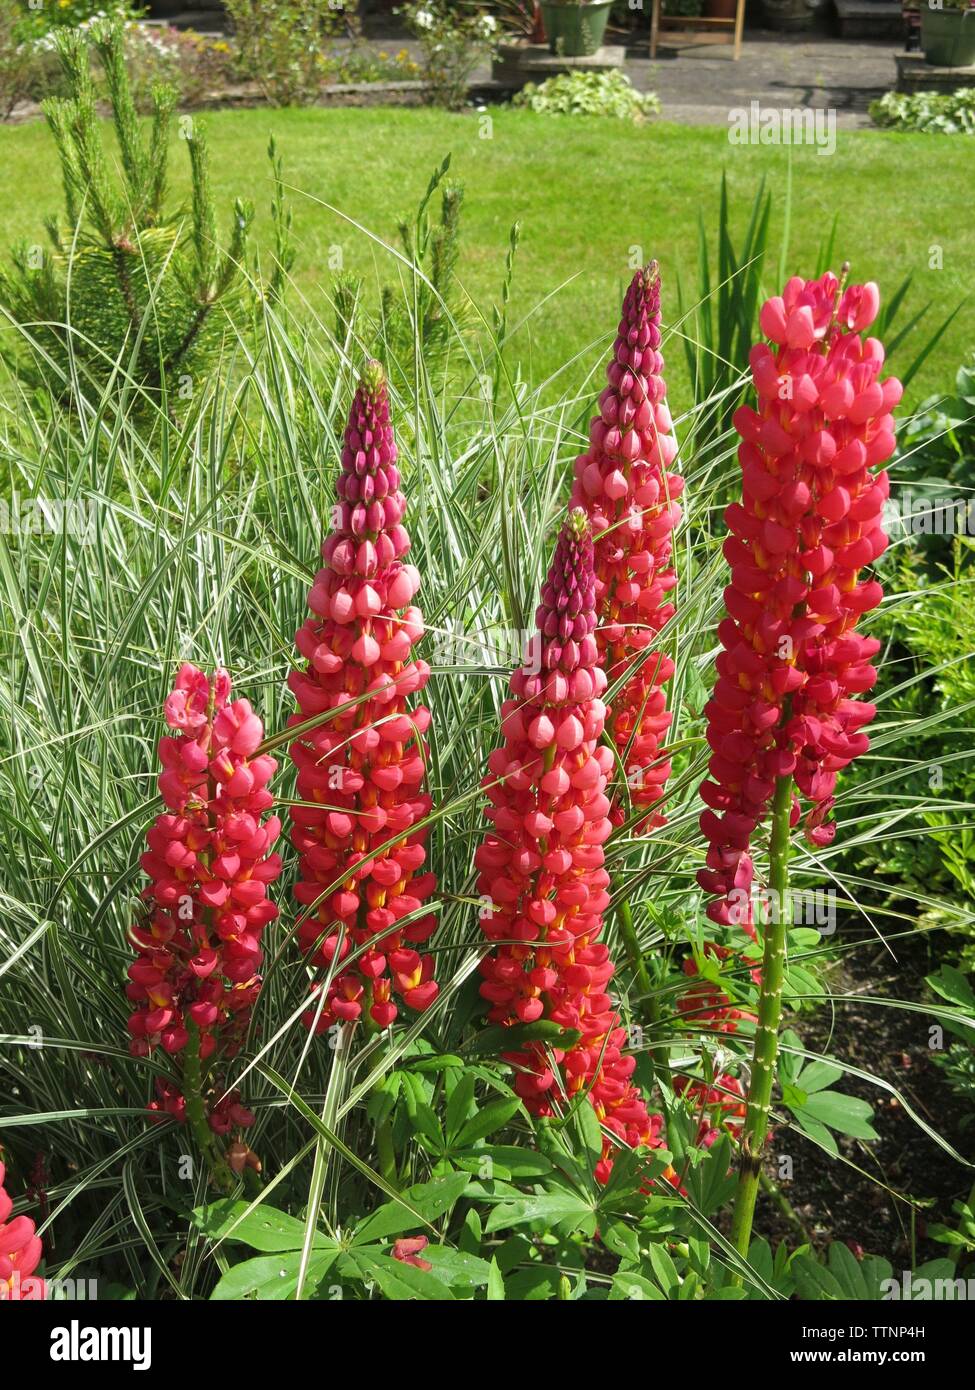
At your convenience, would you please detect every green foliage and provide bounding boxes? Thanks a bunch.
[925,966,975,1140]
[789,1248,959,1300]
[852,542,975,960]
[0,0,39,121]
[334,156,477,391]
[17,0,135,40]
[0,21,292,404]
[871,88,975,135]
[513,70,660,122]
[778,1034,879,1157]
[894,355,975,569]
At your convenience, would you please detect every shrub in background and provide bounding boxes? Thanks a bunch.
[224,0,351,106]
[121,23,236,113]
[399,1,497,111]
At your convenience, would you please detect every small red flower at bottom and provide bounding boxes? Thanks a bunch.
[392,1236,432,1271]
[0,1160,44,1301]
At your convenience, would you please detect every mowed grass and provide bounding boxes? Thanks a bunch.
[0,105,970,407]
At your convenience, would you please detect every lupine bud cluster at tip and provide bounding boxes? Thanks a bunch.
[0,1161,44,1300]
[127,664,281,1127]
[476,509,665,1182]
[288,361,438,1033]
[692,272,898,1026]
[571,263,683,833]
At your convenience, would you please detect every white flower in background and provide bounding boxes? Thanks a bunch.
[479,14,497,35]
[414,7,435,29]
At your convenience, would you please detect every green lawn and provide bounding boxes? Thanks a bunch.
[0,106,970,408]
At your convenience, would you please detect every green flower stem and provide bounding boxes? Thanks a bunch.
[615,897,657,1083]
[759,1170,813,1246]
[616,898,651,1003]
[364,1020,398,1189]
[183,1022,232,1194]
[729,771,793,1280]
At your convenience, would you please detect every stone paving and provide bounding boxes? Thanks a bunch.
[623,32,903,128]
[147,17,909,130]
[381,29,902,129]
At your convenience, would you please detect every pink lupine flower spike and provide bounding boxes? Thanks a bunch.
[476,508,670,1184]
[288,360,439,1033]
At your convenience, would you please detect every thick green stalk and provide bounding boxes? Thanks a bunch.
[615,897,657,1083]
[729,771,793,1279]
[364,1018,399,1189]
[182,1023,232,1194]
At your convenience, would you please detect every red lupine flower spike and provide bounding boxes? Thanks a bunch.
[288,360,439,1033]
[128,663,281,1131]
[476,507,667,1182]
[693,272,898,1021]
[571,263,683,832]
[0,1159,45,1301]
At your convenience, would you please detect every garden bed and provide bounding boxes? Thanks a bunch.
[766,932,972,1263]
[0,11,973,1320]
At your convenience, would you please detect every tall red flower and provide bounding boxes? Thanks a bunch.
[476,508,665,1182]
[0,1160,44,1301]
[694,271,898,993]
[288,360,438,1032]
[127,663,281,1129]
[571,263,683,831]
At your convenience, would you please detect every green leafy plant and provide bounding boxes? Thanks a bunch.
[0,21,292,404]
[871,88,975,135]
[928,967,975,1132]
[513,69,660,121]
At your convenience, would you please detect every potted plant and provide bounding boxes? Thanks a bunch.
[921,0,975,66]
[538,0,614,56]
